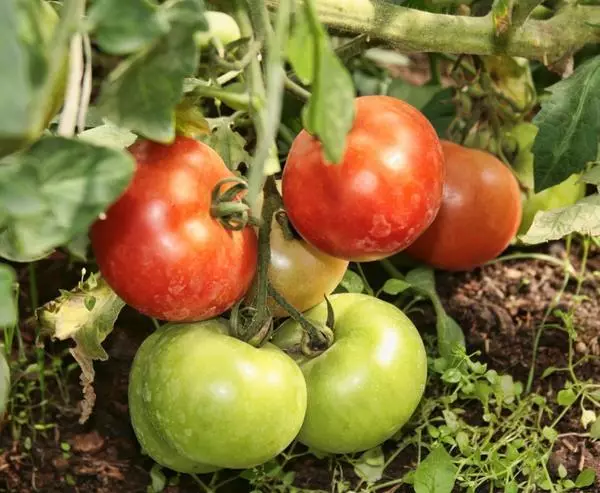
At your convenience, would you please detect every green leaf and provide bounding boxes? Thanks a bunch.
[87,0,168,55]
[0,0,65,157]
[542,426,558,442]
[201,124,250,171]
[338,269,364,294]
[287,7,314,84]
[98,0,206,143]
[420,88,456,137]
[532,56,600,193]
[413,446,457,493]
[575,468,596,488]
[0,348,9,417]
[557,388,577,406]
[387,80,443,111]
[381,278,411,295]
[519,194,600,245]
[148,463,167,492]
[301,5,355,164]
[36,273,126,424]
[353,446,385,484]
[0,136,135,262]
[0,264,17,328]
[78,122,137,150]
[405,267,466,360]
[590,419,600,439]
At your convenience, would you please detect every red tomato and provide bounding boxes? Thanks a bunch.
[406,140,522,271]
[281,95,445,262]
[90,136,258,322]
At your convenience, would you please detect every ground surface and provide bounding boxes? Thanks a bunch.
[1,240,599,492]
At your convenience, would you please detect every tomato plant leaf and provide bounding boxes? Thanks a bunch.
[36,273,126,423]
[286,6,314,84]
[382,278,411,295]
[575,468,596,488]
[338,269,364,294]
[0,0,63,156]
[532,56,600,193]
[413,445,457,493]
[353,446,385,484]
[0,264,17,328]
[0,136,135,262]
[98,0,206,143]
[405,267,466,360]
[202,124,251,171]
[301,3,355,164]
[78,122,137,150]
[87,0,168,55]
[519,194,600,244]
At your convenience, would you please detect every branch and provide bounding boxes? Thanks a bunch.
[266,0,600,63]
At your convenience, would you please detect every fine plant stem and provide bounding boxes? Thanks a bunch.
[28,264,46,424]
[525,236,573,394]
[284,75,311,101]
[485,252,578,278]
[379,258,405,280]
[354,263,374,296]
[264,0,600,62]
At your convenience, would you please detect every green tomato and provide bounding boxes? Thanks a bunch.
[129,319,307,472]
[272,293,427,454]
[194,11,241,49]
[509,122,586,236]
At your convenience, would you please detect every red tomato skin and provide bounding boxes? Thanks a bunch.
[90,137,258,322]
[406,140,522,271]
[281,95,445,262]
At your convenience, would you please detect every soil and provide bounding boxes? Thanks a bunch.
[1,240,599,493]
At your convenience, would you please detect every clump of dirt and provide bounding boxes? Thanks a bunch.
[1,241,599,492]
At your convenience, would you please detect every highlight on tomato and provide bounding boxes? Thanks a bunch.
[128,318,307,472]
[281,95,445,262]
[272,293,428,454]
[91,136,258,322]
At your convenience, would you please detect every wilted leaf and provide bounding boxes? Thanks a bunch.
[532,56,600,192]
[0,136,135,261]
[414,446,457,493]
[36,273,126,423]
[519,194,600,244]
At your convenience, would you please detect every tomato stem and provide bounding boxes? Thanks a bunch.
[210,177,259,230]
[268,284,334,356]
[230,177,279,346]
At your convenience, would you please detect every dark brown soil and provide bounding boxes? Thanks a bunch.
[1,240,599,492]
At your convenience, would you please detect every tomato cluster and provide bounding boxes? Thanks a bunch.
[90,94,533,473]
